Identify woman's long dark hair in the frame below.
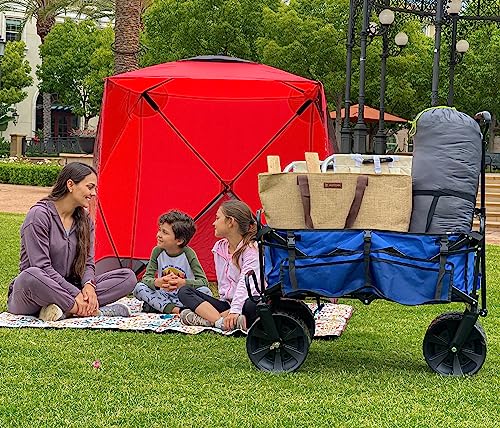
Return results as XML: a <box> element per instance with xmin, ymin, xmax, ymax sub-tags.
<box><xmin>46</xmin><ymin>162</ymin><xmax>97</xmax><ymax>281</ymax></box>
<box><xmin>220</xmin><ymin>200</ymin><xmax>256</xmax><ymax>269</ymax></box>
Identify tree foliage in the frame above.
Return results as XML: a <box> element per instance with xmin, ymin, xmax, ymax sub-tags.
<box><xmin>140</xmin><ymin>0</ymin><xmax>500</xmax><ymax>137</ymax></box>
<box><xmin>453</xmin><ymin>23</ymin><xmax>500</xmax><ymax>140</ymax></box>
<box><xmin>141</xmin><ymin>0</ymin><xmax>281</xmax><ymax>65</ymax></box>
<box><xmin>0</xmin><ymin>41</ymin><xmax>33</xmax><ymax>107</ymax></box>
<box><xmin>257</xmin><ymin>0</ymin><xmax>349</xmax><ymax>107</ymax></box>
<box><xmin>0</xmin><ymin>41</ymin><xmax>33</xmax><ymax>130</ymax></box>
<box><xmin>37</xmin><ymin>19</ymin><xmax>114</xmax><ymax>126</ymax></box>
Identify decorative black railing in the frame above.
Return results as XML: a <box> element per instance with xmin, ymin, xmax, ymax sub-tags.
<box><xmin>22</xmin><ymin>137</ymin><xmax>86</xmax><ymax>157</ymax></box>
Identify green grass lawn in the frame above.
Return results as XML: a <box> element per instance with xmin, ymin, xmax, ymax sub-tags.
<box><xmin>0</xmin><ymin>212</ymin><xmax>499</xmax><ymax>428</ymax></box>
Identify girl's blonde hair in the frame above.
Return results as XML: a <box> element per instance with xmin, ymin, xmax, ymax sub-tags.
<box><xmin>220</xmin><ymin>200</ymin><xmax>256</xmax><ymax>269</ymax></box>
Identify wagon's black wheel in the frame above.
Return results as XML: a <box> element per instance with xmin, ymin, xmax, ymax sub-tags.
<box><xmin>274</xmin><ymin>298</ymin><xmax>316</xmax><ymax>339</ymax></box>
<box><xmin>246</xmin><ymin>311</ymin><xmax>311</xmax><ymax>373</ymax></box>
<box><xmin>423</xmin><ymin>312</ymin><xmax>487</xmax><ymax>376</ymax></box>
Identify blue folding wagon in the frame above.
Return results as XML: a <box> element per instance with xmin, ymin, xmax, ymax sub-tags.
<box><xmin>244</xmin><ymin>115</ymin><xmax>490</xmax><ymax>375</ymax></box>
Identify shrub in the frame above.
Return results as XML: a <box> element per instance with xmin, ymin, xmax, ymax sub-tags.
<box><xmin>0</xmin><ymin>137</ymin><xmax>9</xmax><ymax>157</ymax></box>
<box><xmin>0</xmin><ymin>158</ymin><xmax>62</xmax><ymax>186</ymax></box>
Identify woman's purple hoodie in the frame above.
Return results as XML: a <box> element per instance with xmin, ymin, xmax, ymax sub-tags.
<box><xmin>8</xmin><ymin>200</ymin><xmax>95</xmax><ymax>298</ymax></box>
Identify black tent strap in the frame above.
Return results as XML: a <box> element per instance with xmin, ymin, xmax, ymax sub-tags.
<box><xmin>413</xmin><ymin>189</ymin><xmax>476</xmax><ymax>204</ymax></box>
<box><xmin>96</xmin><ymin>200</ymin><xmax>123</xmax><ymax>268</ymax></box>
<box><xmin>141</xmin><ymin>91</ymin><xmax>226</xmax><ymax>186</ymax></box>
<box><xmin>413</xmin><ymin>189</ymin><xmax>477</xmax><ymax>233</ymax></box>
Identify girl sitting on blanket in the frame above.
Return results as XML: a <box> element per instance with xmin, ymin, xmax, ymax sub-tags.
<box><xmin>178</xmin><ymin>200</ymin><xmax>260</xmax><ymax>331</ymax></box>
<box><xmin>7</xmin><ymin>162</ymin><xmax>136</xmax><ymax>322</ymax></box>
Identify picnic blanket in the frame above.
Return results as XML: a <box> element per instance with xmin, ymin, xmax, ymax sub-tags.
<box><xmin>0</xmin><ymin>297</ymin><xmax>353</xmax><ymax>338</ymax></box>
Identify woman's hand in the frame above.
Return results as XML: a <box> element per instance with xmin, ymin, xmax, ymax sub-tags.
<box><xmin>82</xmin><ymin>282</ymin><xmax>99</xmax><ymax>314</ymax></box>
<box><xmin>223</xmin><ymin>313</ymin><xmax>240</xmax><ymax>330</ymax></box>
<box><xmin>74</xmin><ymin>292</ymin><xmax>93</xmax><ymax>316</ymax></box>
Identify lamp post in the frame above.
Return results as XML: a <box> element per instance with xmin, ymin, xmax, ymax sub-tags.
<box><xmin>431</xmin><ymin>0</ymin><xmax>445</xmax><ymax>106</ymax></box>
<box><xmin>352</xmin><ymin>0</ymin><xmax>371</xmax><ymax>154</ymax></box>
<box><xmin>447</xmin><ymin>0</ymin><xmax>468</xmax><ymax>106</ymax></box>
<box><xmin>340</xmin><ymin>0</ymin><xmax>358</xmax><ymax>153</ymax></box>
<box><xmin>371</xmin><ymin>9</ymin><xmax>408</xmax><ymax>155</ymax></box>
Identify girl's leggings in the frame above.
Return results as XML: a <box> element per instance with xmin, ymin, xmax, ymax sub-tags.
<box><xmin>7</xmin><ymin>267</ymin><xmax>136</xmax><ymax>315</ymax></box>
<box><xmin>178</xmin><ymin>285</ymin><xmax>258</xmax><ymax>327</ymax></box>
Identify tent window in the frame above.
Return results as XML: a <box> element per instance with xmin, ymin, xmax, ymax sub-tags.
<box><xmin>5</xmin><ymin>18</ymin><xmax>22</xmax><ymax>41</ymax></box>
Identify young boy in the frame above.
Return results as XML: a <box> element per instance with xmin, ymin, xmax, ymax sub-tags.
<box><xmin>133</xmin><ymin>210</ymin><xmax>212</xmax><ymax>314</ymax></box>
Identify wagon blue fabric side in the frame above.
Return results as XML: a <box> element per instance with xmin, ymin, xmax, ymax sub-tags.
<box><xmin>263</xmin><ymin>229</ymin><xmax>477</xmax><ymax>306</ymax></box>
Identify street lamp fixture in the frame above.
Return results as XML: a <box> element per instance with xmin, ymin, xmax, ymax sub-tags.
<box><xmin>395</xmin><ymin>32</ymin><xmax>409</xmax><ymax>48</ymax></box>
<box><xmin>12</xmin><ymin>110</ymin><xmax>19</xmax><ymax>125</ymax></box>
<box><xmin>456</xmin><ymin>39</ymin><xmax>469</xmax><ymax>53</ymax></box>
<box><xmin>447</xmin><ymin>0</ymin><xmax>462</xmax><ymax>15</ymax></box>
<box><xmin>378</xmin><ymin>9</ymin><xmax>395</xmax><ymax>26</ymax></box>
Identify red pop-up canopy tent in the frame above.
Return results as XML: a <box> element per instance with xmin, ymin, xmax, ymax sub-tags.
<box><xmin>95</xmin><ymin>56</ymin><xmax>330</xmax><ymax>280</ymax></box>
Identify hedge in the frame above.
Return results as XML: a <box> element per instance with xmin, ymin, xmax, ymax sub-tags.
<box><xmin>0</xmin><ymin>162</ymin><xmax>62</xmax><ymax>186</ymax></box>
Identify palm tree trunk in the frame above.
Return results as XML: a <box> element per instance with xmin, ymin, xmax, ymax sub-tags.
<box><xmin>114</xmin><ymin>0</ymin><xmax>142</xmax><ymax>74</ymax></box>
<box><xmin>38</xmin><ymin>18</ymin><xmax>56</xmax><ymax>148</ymax></box>
<box><xmin>42</xmin><ymin>92</ymin><xmax>51</xmax><ymax>148</ymax></box>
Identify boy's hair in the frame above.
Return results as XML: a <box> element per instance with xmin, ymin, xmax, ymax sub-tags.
<box><xmin>158</xmin><ymin>210</ymin><xmax>196</xmax><ymax>247</ymax></box>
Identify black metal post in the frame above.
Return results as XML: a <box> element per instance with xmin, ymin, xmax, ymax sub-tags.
<box><xmin>340</xmin><ymin>0</ymin><xmax>358</xmax><ymax>153</ymax></box>
<box><xmin>352</xmin><ymin>0</ymin><xmax>370</xmax><ymax>153</ymax></box>
<box><xmin>374</xmin><ymin>29</ymin><xmax>389</xmax><ymax>155</ymax></box>
<box><xmin>447</xmin><ymin>13</ymin><xmax>458</xmax><ymax>106</ymax></box>
<box><xmin>431</xmin><ymin>0</ymin><xmax>444</xmax><ymax>106</ymax></box>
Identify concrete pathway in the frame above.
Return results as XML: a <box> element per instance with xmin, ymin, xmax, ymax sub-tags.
<box><xmin>0</xmin><ymin>184</ymin><xmax>52</xmax><ymax>214</ymax></box>
<box><xmin>1</xmin><ymin>183</ymin><xmax>499</xmax><ymax>245</ymax></box>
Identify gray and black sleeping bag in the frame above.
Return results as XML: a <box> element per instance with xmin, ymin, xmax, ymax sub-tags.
<box><xmin>409</xmin><ymin>107</ymin><xmax>482</xmax><ymax>234</ymax></box>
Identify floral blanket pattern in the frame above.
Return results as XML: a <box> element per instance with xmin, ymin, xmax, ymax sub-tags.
<box><xmin>0</xmin><ymin>297</ymin><xmax>353</xmax><ymax>338</ymax></box>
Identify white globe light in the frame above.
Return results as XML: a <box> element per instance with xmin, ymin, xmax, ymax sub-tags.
<box><xmin>456</xmin><ymin>39</ymin><xmax>469</xmax><ymax>53</ymax></box>
<box><xmin>379</xmin><ymin>9</ymin><xmax>395</xmax><ymax>25</ymax></box>
<box><xmin>395</xmin><ymin>32</ymin><xmax>409</xmax><ymax>47</ymax></box>
<box><xmin>447</xmin><ymin>0</ymin><xmax>462</xmax><ymax>15</ymax></box>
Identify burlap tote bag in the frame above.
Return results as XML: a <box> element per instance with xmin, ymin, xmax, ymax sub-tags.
<box><xmin>258</xmin><ymin>172</ymin><xmax>412</xmax><ymax>231</ymax></box>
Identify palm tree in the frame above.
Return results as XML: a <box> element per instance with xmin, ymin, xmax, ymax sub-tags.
<box><xmin>0</xmin><ymin>0</ymin><xmax>108</xmax><ymax>143</ymax></box>
<box><xmin>113</xmin><ymin>0</ymin><xmax>147</xmax><ymax>74</ymax></box>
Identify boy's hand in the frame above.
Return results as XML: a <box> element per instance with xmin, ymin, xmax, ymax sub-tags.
<box><xmin>166</xmin><ymin>277</ymin><xmax>186</xmax><ymax>290</ymax></box>
<box><xmin>154</xmin><ymin>277</ymin><xmax>167</xmax><ymax>288</ymax></box>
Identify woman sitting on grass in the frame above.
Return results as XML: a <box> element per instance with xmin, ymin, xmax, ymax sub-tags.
<box><xmin>178</xmin><ymin>200</ymin><xmax>260</xmax><ymax>331</ymax></box>
<box><xmin>7</xmin><ymin>162</ymin><xmax>136</xmax><ymax>321</ymax></box>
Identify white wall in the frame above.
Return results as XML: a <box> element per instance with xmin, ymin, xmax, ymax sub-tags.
<box><xmin>1</xmin><ymin>12</ymin><xmax>41</xmax><ymax>139</ymax></box>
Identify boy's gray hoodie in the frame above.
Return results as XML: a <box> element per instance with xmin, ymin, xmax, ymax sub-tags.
<box><xmin>8</xmin><ymin>200</ymin><xmax>95</xmax><ymax>298</ymax></box>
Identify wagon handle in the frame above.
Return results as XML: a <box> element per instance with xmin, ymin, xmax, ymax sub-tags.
<box><xmin>474</xmin><ymin>110</ymin><xmax>490</xmax><ymax>315</ymax></box>
<box><xmin>245</xmin><ymin>270</ymin><xmax>263</xmax><ymax>303</ymax></box>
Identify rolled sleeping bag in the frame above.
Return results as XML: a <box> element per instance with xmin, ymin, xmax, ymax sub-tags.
<box><xmin>409</xmin><ymin>107</ymin><xmax>482</xmax><ymax>234</ymax></box>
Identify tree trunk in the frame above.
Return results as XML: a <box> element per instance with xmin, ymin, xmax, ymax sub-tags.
<box><xmin>114</xmin><ymin>0</ymin><xmax>142</xmax><ymax>74</ymax></box>
<box><xmin>38</xmin><ymin>17</ymin><xmax>56</xmax><ymax>147</ymax></box>
<box><xmin>42</xmin><ymin>92</ymin><xmax>51</xmax><ymax>147</ymax></box>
